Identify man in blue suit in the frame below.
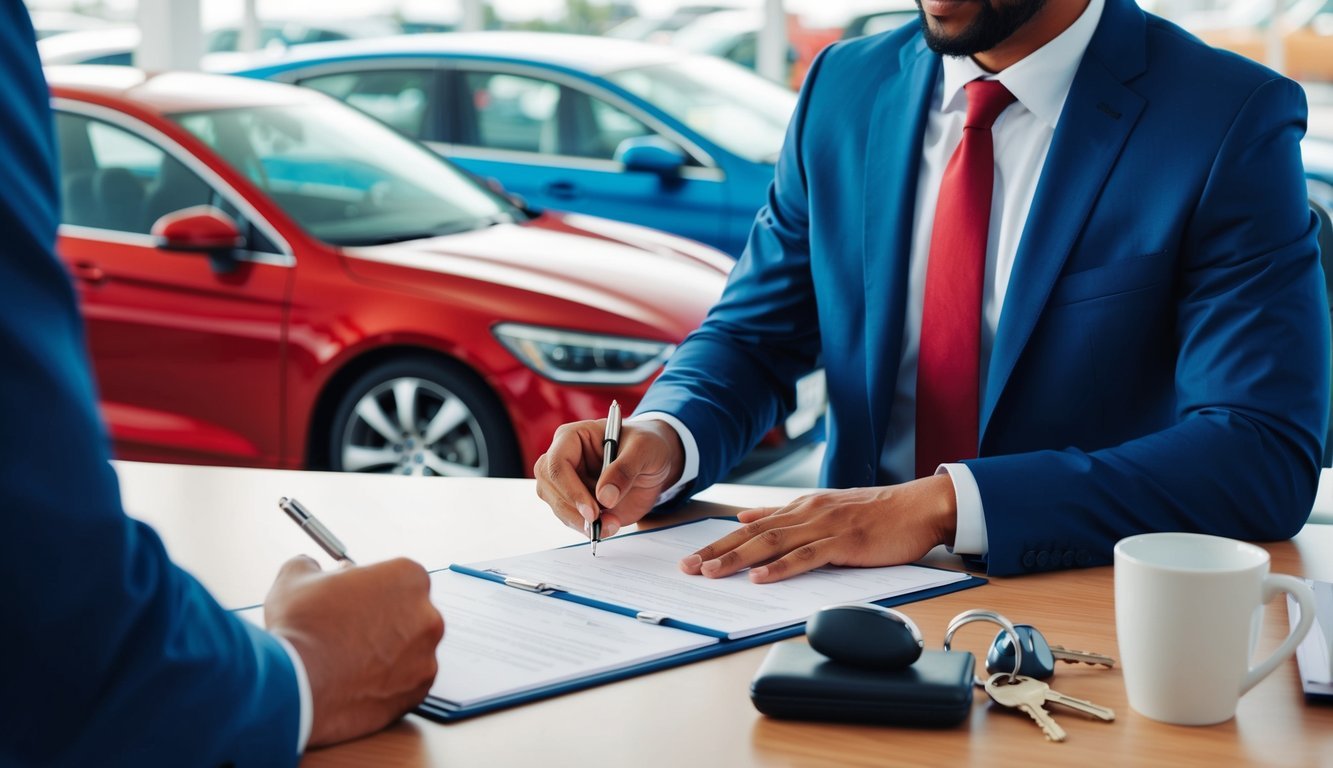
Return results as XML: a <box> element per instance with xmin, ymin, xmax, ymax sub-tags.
<box><xmin>536</xmin><ymin>0</ymin><xmax>1329</xmax><ymax>578</ymax></box>
<box><xmin>1</xmin><ymin>8</ymin><xmax>443</xmax><ymax>765</ymax></box>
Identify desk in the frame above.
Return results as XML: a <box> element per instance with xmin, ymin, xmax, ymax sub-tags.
<box><xmin>115</xmin><ymin>461</ymin><xmax>1333</xmax><ymax>767</ymax></box>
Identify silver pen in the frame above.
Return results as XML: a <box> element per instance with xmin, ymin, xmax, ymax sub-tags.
<box><xmin>591</xmin><ymin>400</ymin><xmax>621</xmax><ymax>556</ymax></box>
<box><xmin>279</xmin><ymin>496</ymin><xmax>356</xmax><ymax>565</ymax></box>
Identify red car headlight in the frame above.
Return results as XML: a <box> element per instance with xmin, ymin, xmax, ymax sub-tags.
<box><xmin>493</xmin><ymin>323</ymin><xmax>676</xmax><ymax>385</ymax></box>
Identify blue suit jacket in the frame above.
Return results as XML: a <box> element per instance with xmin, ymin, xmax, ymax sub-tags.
<box><xmin>0</xmin><ymin>10</ymin><xmax>299</xmax><ymax>766</ymax></box>
<box><xmin>636</xmin><ymin>0</ymin><xmax>1330</xmax><ymax>576</ymax></box>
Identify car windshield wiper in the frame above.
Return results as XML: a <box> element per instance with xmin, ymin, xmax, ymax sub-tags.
<box><xmin>336</xmin><ymin>215</ymin><xmax>515</xmax><ymax>247</ymax></box>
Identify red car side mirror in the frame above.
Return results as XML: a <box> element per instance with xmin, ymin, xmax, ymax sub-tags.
<box><xmin>152</xmin><ymin>206</ymin><xmax>244</xmax><ymax>253</ymax></box>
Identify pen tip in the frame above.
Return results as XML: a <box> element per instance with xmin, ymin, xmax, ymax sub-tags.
<box><xmin>592</xmin><ymin>540</ymin><xmax>598</xmax><ymax>556</ymax></box>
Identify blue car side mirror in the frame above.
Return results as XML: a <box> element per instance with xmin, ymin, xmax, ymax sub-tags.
<box><xmin>616</xmin><ymin>137</ymin><xmax>687</xmax><ymax>179</ymax></box>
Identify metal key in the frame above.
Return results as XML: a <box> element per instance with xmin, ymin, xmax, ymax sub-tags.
<box><xmin>984</xmin><ymin>673</ymin><xmax>1067</xmax><ymax>742</ymax></box>
<box><xmin>1049</xmin><ymin>643</ymin><xmax>1117</xmax><ymax>668</ymax></box>
<box><xmin>987</xmin><ymin>624</ymin><xmax>1116</xmax><ymax>679</ymax></box>
<box><xmin>1025</xmin><ymin>677</ymin><xmax>1116</xmax><ymax>722</ymax></box>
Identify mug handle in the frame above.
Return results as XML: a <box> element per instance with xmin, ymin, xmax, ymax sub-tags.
<box><xmin>1240</xmin><ymin>573</ymin><xmax>1315</xmax><ymax>695</ymax></box>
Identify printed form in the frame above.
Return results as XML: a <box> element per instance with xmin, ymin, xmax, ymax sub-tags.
<box><xmin>460</xmin><ymin>518</ymin><xmax>969</xmax><ymax>639</ymax></box>
<box><xmin>429</xmin><ymin>570</ymin><xmax>715</xmax><ymax>707</ymax></box>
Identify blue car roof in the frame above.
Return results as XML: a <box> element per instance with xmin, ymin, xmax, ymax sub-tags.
<box><xmin>228</xmin><ymin>31</ymin><xmax>688</xmax><ymax>78</ymax></box>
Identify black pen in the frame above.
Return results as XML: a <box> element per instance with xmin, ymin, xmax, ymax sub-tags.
<box><xmin>279</xmin><ymin>496</ymin><xmax>356</xmax><ymax>565</ymax></box>
<box><xmin>592</xmin><ymin>400</ymin><xmax>621</xmax><ymax>556</ymax></box>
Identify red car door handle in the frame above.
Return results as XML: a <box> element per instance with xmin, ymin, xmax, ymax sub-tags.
<box><xmin>73</xmin><ymin>261</ymin><xmax>107</xmax><ymax>286</ymax></box>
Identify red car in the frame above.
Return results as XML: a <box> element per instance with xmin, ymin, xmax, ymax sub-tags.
<box><xmin>47</xmin><ymin>66</ymin><xmax>739</xmax><ymax>477</ymax></box>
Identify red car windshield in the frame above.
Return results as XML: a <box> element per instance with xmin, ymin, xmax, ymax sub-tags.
<box><xmin>171</xmin><ymin>101</ymin><xmax>519</xmax><ymax>246</ymax></box>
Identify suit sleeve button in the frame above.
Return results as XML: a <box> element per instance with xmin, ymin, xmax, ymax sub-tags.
<box><xmin>1036</xmin><ymin>551</ymin><xmax>1050</xmax><ymax>568</ymax></box>
<box><xmin>1022</xmin><ymin>551</ymin><xmax>1036</xmax><ymax>568</ymax></box>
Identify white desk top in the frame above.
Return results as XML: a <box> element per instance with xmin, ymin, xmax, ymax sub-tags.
<box><xmin>113</xmin><ymin>460</ymin><xmax>820</xmax><ymax>609</ymax></box>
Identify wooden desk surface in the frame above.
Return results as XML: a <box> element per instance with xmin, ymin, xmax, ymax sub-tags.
<box><xmin>115</xmin><ymin>461</ymin><xmax>1333</xmax><ymax>767</ymax></box>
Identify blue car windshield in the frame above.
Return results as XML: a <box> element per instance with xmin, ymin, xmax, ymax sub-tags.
<box><xmin>170</xmin><ymin>101</ymin><xmax>518</xmax><ymax>246</ymax></box>
<box><xmin>606</xmin><ymin>57</ymin><xmax>797</xmax><ymax>164</ymax></box>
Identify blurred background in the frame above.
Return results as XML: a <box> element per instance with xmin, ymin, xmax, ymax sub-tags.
<box><xmin>27</xmin><ymin>0</ymin><xmax>1333</xmax><ymax>487</ymax></box>
<box><xmin>26</xmin><ymin>1</ymin><xmax>1333</xmax><ymax>149</ymax></box>
<box><xmin>24</xmin><ymin>1</ymin><xmax>1333</xmax><ymax>84</ymax></box>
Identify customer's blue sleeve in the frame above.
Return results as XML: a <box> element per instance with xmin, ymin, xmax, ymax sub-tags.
<box><xmin>0</xmin><ymin>9</ymin><xmax>300</xmax><ymax>766</ymax></box>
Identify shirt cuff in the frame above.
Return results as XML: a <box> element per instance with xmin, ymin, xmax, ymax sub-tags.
<box><xmin>939</xmin><ymin>463</ymin><xmax>988</xmax><ymax>556</ymax></box>
<box><xmin>628</xmin><ymin>411</ymin><xmax>699</xmax><ymax>505</ymax></box>
<box><xmin>272</xmin><ymin>633</ymin><xmax>313</xmax><ymax>755</ymax></box>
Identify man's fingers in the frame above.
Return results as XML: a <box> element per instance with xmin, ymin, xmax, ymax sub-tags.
<box><xmin>735</xmin><ymin>506</ymin><xmax>780</xmax><ymax>523</ymax></box>
<box><xmin>535</xmin><ymin>439</ymin><xmax>600</xmax><ymax>526</ymax></box>
<box><xmin>698</xmin><ymin>522</ymin><xmax>814</xmax><ymax>578</ymax></box>
<box><xmin>536</xmin><ymin>479</ymin><xmax>590</xmax><ymax>533</ymax></box>
<box><xmin>679</xmin><ymin>516</ymin><xmax>789</xmax><ymax>575</ymax></box>
<box><xmin>598</xmin><ymin>511</ymin><xmax>623</xmax><ymax>538</ymax></box>
<box><xmin>596</xmin><ymin>453</ymin><xmax>646</xmax><ymax>509</ymax></box>
<box><xmin>277</xmin><ymin>554</ymin><xmax>321</xmax><ymax>580</ymax></box>
<box><xmin>748</xmin><ymin>538</ymin><xmax>835</xmax><ymax>583</ymax></box>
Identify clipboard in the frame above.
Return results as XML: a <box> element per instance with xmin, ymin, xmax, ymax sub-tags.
<box><xmin>415</xmin><ymin>518</ymin><xmax>986</xmax><ymax>722</ymax></box>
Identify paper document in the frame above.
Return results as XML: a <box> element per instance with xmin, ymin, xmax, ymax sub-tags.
<box><xmin>236</xmin><ymin>518</ymin><xmax>981</xmax><ymax>720</ymax></box>
<box><xmin>428</xmin><ymin>571</ymin><xmax>716</xmax><ymax>706</ymax></box>
<box><xmin>461</xmin><ymin>518</ymin><xmax>969</xmax><ymax>639</ymax></box>
<box><xmin>1290</xmin><ymin>578</ymin><xmax>1333</xmax><ymax>687</ymax></box>
<box><xmin>235</xmin><ymin>572</ymin><xmax>717</xmax><ymax>708</ymax></box>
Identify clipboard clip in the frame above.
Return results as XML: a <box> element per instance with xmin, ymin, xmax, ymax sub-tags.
<box><xmin>503</xmin><ymin>576</ymin><xmax>566</xmax><ymax>594</ymax></box>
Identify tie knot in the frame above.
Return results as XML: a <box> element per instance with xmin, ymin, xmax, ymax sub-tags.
<box><xmin>963</xmin><ymin>79</ymin><xmax>1016</xmax><ymax>130</ymax></box>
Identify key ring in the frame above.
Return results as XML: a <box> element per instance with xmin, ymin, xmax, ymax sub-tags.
<box><xmin>943</xmin><ymin>609</ymin><xmax>1023</xmax><ymax>687</ymax></box>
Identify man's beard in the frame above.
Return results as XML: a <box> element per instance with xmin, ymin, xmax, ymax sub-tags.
<box><xmin>916</xmin><ymin>0</ymin><xmax>1049</xmax><ymax>57</ymax></box>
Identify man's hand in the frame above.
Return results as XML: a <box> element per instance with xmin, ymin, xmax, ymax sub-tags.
<box><xmin>264</xmin><ymin>556</ymin><xmax>444</xmax><ymax>748</ymax></box>
<box><xmin>534</xmin><ymin>418</ymin><xmax>686</xmax><ymax>537</ymax></box>
<box><xmin>678</xmin><ymin>474</ymin><xmax>959</xmax><ymax>583</ymax></box>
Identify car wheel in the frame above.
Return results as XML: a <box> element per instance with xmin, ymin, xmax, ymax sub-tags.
<box><xmin>327</xmin><ymin>357</ymin><xmax>521</xmax><ymax>478</ymax></box>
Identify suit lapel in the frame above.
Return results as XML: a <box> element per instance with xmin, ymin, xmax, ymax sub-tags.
<box><xmin>863</xmin><ymin>39</ymin><xmax>939</xmax><ymax>458</ymax></box>
<box><xmin>980</xmin><ymin>0</ymin><xmax>1148</xmax><ymax>441</ymax></box>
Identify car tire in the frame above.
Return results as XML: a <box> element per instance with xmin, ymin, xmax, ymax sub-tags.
<box><xmin>326</xmin><ymin>356</ymin><xmax>521</xmax><ymax>478</ymax></box>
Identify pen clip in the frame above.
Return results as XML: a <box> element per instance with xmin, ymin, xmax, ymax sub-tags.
<box><xmin>636</xmin><ymin>611</ymin><xmax>670</xmax><ymax>625</ymax></box>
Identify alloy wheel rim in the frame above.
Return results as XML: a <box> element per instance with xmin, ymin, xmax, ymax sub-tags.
<box><xmin>340</xmin><ymin>376</ymin><xmax>488</xmax><ymax>477</ymax></box>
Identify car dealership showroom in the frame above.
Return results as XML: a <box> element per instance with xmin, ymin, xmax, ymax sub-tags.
<box><xmin>7</xmin><ymin>1</ymin><xmax>1333</xmax><ymax>766</ymax></box>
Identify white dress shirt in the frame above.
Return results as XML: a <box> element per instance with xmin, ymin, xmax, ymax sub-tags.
<box><xmin>640</xmin><ymin>0</ymin><xmax>1105</xmax><ymax>557</ymax></box>
<box><xmin>273</xmin><ymin>635</ymin><xmax>314</xmax><ymax>754</ymax></box>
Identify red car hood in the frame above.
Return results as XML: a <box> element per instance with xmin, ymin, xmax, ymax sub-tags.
<box><xmin>340</xmin><ymin>213</ymin><xmax>732</xmax><ymax>339</ymax></box>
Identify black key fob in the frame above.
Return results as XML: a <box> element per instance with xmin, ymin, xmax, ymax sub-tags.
<box><xmin>807</xmin><ymin>604</ymin><xmax>924</xmax><ymax>670</ymax></box>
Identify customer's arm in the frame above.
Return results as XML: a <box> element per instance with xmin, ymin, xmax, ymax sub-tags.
<box><xmin>0</xmin><ymin>9</ymin><xmax>441</xmax><ymax>765</ymax></box>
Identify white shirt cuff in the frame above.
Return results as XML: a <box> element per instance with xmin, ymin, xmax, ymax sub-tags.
<box><xmin>628</xmin><ymin>411</ymin><xmax>699</xmax><ymax>505</ymax></box>
<box><xmin>272</xmin><ymin>633</ymin><xmax>313</xmax><ymax>754</ymax></box>
<box><xmin>939</xmin><ymin>463</ymin><xmax>988</xmax><ymax>556</ymax></box>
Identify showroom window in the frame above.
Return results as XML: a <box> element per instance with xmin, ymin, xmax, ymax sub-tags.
<box><xmin>299</xmin><ymin>69</ymin><xmax>436</xmax><ymax>140</ymax></box>
<box><xmin>55</xmin><ymin>112</ymin><xmax>213</xmax><ymax>235</ymax></box>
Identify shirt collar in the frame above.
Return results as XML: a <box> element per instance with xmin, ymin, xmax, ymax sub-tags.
<box><xmin>939</xmin><ymin>0</ymin><xmax>1105</xmax><ymax>129</ymax></box>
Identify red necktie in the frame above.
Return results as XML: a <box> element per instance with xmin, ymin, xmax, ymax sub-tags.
<box><xmin>915</xmin><ymin>79</ymin><xmax>1016</xmax><ymax>479</ymax></box>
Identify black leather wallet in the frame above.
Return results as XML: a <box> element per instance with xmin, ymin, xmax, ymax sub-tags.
<box><xmin>750</xmin><ymin>642</ymin><xmax>974</xmax><ymax>727</ymax></box>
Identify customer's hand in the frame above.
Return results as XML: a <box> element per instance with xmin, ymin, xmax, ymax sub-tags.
<box><xmin>679</xmin><ymin>474</ymin><xmax>959</xmax><ymax>583</ymax></box>
<box><xmin>265</xmin><ymin>556</ymin><xmax>444</xmax><ymax>748</ymax></box>
<box><xmin>535</xmin><ymin>418</ymin><xmax>686</xmax><ymax>537</ymax></box>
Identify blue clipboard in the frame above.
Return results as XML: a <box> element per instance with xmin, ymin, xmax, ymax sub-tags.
<box><xmin>414</xmin><ymin>518</ymin><xmax>987</xmax><ymax>722</ymax></box>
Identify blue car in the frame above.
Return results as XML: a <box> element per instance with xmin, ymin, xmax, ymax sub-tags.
<box><xmin>232</xmin><ymin>32</ymin><xmax>798</xmax><ymax>257</ymax></box>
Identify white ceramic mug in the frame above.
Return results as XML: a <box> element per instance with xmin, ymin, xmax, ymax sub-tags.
<box><xmin>1113</xmin><ymin>532</ymin><xmax>1315</xmax><ymax>725</ymax></box>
